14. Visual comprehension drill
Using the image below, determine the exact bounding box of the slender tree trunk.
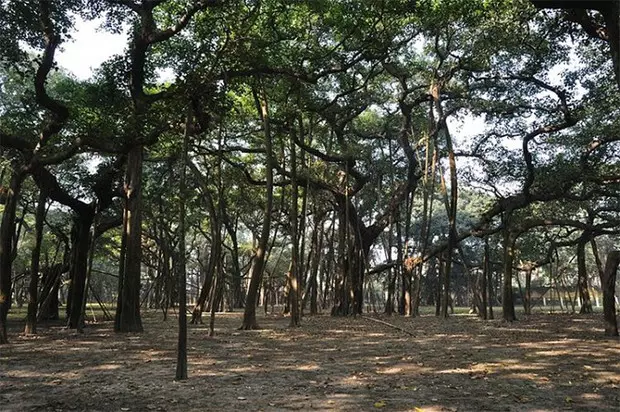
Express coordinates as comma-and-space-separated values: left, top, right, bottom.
117, 145, 144, 332
353, 234, 369, 315
333, 209, 348, 316
78, 212, 97, 332
0, 170, 23, 344
439, 170, 453, 319
187, 165, 221, 324
384, 220, 396, 315
502, 226, 517, 322
577, 238, 593, 314
486, 240, 494, 319
288, 131, 300, 326
241, 89, 274, 330
175, 112, 191, 380
223, 211, 243, 308
309, 214, 322, 315
432, 81, 458, 319
25, 189, 48, 335
524, 269, 532, 315
479, 239, 488, 320
398, 220, 410, 315
435, 255, 443, 316
601, 250, 619, 337
114, 205, 128, 331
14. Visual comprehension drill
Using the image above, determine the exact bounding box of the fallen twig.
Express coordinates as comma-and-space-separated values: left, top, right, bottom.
360, 315, 416, 336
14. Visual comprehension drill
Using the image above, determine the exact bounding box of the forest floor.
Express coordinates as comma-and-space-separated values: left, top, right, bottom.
1, 308, 619, 412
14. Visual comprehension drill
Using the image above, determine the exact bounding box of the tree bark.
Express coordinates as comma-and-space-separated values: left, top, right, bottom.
188, 165, 220, 324
524, 269, 533, 315
175, 110, 191, 380
240, 89, 274, 330
38, 262, 64, 321
67, 212, 94, 329
486, 240, 495, 319
601, 250, 619, 337
309, 217, 323, 315
25, 189, 48, 335
502, 226, 517, 322
479, 238, 489, 320
117, 145, 144, 332
0, 170, 24, 344
577, 238, 593, 314
288, 131, 300, 327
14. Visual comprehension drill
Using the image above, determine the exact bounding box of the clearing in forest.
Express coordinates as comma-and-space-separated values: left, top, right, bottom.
1, 310, 619, 411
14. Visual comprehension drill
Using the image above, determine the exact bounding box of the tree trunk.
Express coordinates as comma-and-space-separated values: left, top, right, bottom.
486, 240, 494, 319
524, 269, 533, 315
309, 214, 322, 315
0, 170, 23, 344
332, 209, 349, 316
223, 209, 243, 308
577, 239, 593, 314
601, 250, 619, 337
117, 145, 144, 332
38, 262, 64, 321
114, 205, 128, 331
435, 255, 443, 316
288, 132, 300, 327
189, 184, 220, 324
25, 189, 48, 335
502, 227, 517, 322
175, 111, 191, 380
240, 90, 274, 330
432, 81, 458, 319
67, 212, 94, 329
479, 239, 488, 320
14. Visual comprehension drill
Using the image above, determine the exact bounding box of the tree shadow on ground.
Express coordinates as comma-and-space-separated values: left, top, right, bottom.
1, 310, 618, 411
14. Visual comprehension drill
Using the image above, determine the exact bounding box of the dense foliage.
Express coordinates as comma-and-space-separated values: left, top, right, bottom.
1, 0, 619, 355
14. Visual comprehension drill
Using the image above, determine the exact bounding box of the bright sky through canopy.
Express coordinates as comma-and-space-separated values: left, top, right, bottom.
57, 17, 127, 80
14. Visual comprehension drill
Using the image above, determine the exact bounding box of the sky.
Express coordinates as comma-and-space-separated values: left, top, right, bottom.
57, 17, 127, 80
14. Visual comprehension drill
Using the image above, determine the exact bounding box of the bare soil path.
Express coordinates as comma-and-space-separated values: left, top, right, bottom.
1, 311, 618, 411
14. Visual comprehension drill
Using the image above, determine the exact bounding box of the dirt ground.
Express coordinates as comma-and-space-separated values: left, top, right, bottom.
1, 309, 619, 412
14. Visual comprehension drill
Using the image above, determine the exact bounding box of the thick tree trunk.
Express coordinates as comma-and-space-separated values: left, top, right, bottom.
601, 250, 619, 337
38, 263, 64, 321
117, 145, 144, 332
0, 170, 23, 344
67, 212, 94, 329
25, 189, 48, 335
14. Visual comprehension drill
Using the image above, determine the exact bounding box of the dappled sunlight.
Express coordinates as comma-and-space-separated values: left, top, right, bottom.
296, 363, 321, 371
2, 310, 619, 411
